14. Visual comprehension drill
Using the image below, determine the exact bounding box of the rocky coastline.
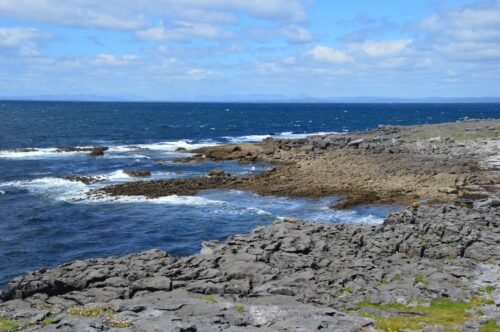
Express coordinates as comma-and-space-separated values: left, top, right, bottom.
1, 119, 499, 331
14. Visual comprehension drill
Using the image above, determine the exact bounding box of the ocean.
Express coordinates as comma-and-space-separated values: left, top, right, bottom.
0, 101, 499, 288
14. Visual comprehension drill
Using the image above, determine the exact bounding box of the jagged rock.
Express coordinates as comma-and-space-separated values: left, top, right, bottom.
124, 170, 152, 178
208, 169, 230, 177
89, 147, 109, 156
347, 139, 364, 148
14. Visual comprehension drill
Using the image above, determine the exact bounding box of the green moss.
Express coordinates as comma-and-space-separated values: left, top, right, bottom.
414, 275, 429, 286
199, 295, 218, 304
392, 275, 403, 282
341, 286, 353, 294
379, 277, 389, 285
105, 317, 133, 328
0, 317, 20, 331
42, 316, 57, 325
479, 320, 500, 332
357, 297, 494, 332
68, 306, 115, 318
234, 304, 246, 313
480, 285, 496, 294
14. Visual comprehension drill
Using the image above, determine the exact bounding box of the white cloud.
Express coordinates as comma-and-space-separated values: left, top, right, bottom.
309, 45, 353, 64
0, 27, 47, 48
282, 25, 313, 43
350, 39, 413, 57
186, 68, 224, 80
419, 0, 500, 61
0, 0, 306, 31
91, 54, 139, 66
136, 21, 231, 41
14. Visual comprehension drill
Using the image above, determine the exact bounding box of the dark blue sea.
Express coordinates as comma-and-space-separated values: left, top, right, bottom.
1, 101, 499, 288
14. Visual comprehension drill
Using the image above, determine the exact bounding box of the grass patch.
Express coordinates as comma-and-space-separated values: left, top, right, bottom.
199, 295, 218, 304
341, 286, 353, 294
68, 306, 131, 329
105, 317, 133, 328
234, 304, 246, 313
42, 316, 57, 325
358, 297, 494, 332
392, 275, 403, 282
414, 275, 429, 286
480, 285, 496, 294
379, 277, 389, 285
0, 317, 30, 331
479, 320, 500, 332
68, 306, 115, 318
0, 317, 20, 331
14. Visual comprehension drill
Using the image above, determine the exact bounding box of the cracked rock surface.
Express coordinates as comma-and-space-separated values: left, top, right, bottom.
1, 204, 499, 331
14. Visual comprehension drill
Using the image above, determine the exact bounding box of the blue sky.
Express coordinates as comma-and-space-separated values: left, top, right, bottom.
0, 0, 499, 100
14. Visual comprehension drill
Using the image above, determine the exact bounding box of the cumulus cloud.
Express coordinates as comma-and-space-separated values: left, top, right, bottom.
185, 68, 224, 80
91, 54, 139, 66
136, 21, 232, 41
282, 25, 313, 43
420, 0, 500, 60
350, 39, 413, 57
0, 27, 48, 48
0, 0, 306, 30
309, 45, 353, 64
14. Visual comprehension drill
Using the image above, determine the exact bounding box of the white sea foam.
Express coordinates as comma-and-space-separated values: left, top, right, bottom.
85, 194, 225, 207
0, 190, 5, 195
0, 131, 343, 159
0, 177, 90, 201
109, 139, 218, 153
0, 139, 218, 159
223, 131, 340, 144
0, 148, 86, 159
102, 169, 178, 182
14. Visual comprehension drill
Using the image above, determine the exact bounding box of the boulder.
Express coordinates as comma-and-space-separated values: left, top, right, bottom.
89, 147, 109, 156
124, 170, 152, 178
208, 169, 230, 177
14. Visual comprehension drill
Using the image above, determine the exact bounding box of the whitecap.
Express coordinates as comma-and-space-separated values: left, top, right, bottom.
85, 194, 225, 207
0, 190, 5, 195
0, 177, 90, 201
222, 131, 341, 144
0, 148, 88, 159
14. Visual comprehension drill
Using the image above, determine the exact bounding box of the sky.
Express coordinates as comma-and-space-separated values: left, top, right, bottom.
0, 0, 499, 100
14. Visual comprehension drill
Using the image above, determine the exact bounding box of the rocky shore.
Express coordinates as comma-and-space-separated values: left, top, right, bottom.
95, 119, 499, 209
0, 204, 499, 331
1, 119, 499, 331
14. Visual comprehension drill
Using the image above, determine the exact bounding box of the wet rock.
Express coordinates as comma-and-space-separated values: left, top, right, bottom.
347, 139, 364, 148
89, 147, 109, 156
14, 148, 38, 152
56, 147, 94, 153
1, 205, 499, 330
64, 176, 104, 185
124, 170, 152, 178
207, 169, 230, 177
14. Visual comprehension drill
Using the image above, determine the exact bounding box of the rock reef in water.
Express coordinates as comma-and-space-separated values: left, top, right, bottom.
1, 120, 499, 331
0, 204, 499, 331
100, 120, 499, 210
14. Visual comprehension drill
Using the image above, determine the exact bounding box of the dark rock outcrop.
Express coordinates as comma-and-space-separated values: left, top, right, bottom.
1, 205, 499, 331
124, 170, 152, 178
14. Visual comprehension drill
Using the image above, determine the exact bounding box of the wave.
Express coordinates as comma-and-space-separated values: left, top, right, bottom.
0, 177, 90, 201
0, 131, 342, 159
109, 139, 218, 153
103, 169, 178, 182
0, 190, 5, 195
84, 193, 226, 207
0, 148, 88, 159
222, 131, 340, 144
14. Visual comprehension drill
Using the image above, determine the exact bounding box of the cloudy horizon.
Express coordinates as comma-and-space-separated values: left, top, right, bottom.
1, 0, 500, 101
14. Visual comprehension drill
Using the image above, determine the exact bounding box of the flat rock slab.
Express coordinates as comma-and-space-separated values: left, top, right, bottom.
1, 204, 499, 331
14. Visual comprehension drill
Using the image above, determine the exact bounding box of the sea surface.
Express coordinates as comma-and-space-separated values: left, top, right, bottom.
1, 101, 499, 288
